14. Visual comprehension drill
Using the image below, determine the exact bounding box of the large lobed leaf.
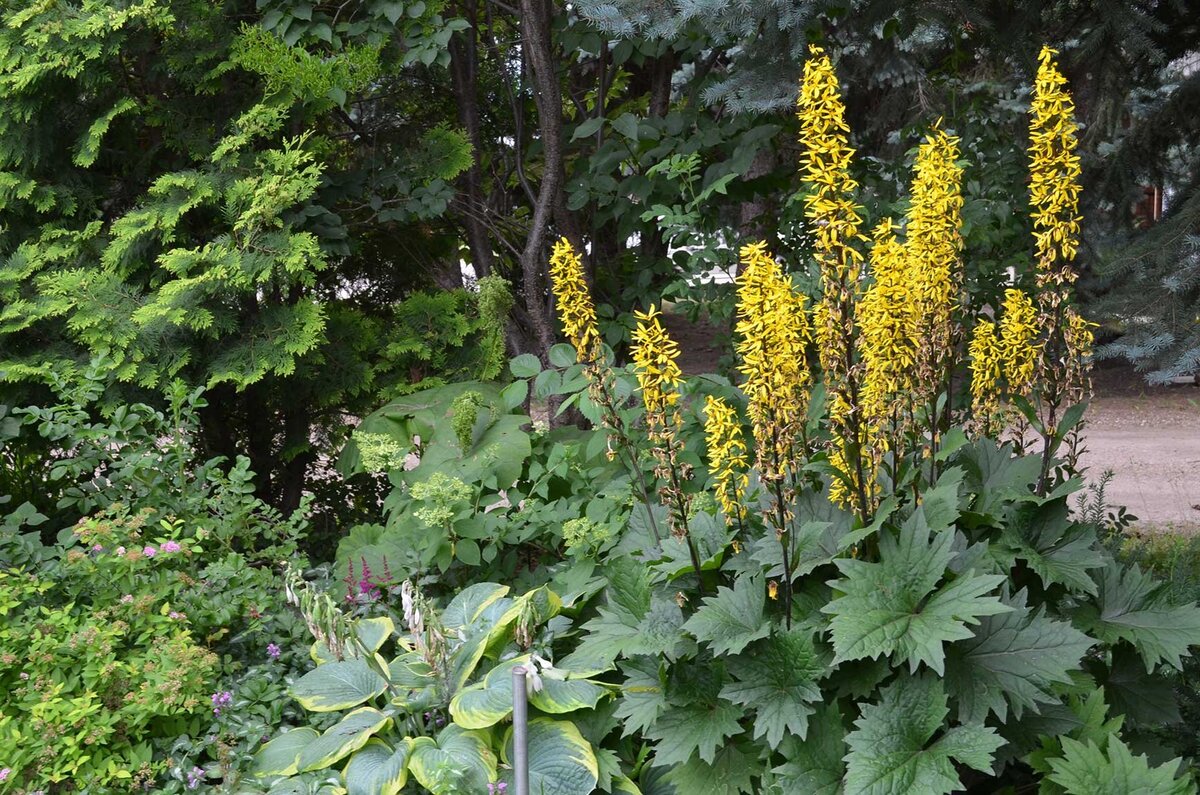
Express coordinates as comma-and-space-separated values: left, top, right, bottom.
844, 674, 1003, 795
1045, 735, 1196, 795
823, 478, 1010, 674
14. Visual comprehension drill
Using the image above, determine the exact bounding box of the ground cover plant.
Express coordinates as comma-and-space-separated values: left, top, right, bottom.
231, 46, 1200, 795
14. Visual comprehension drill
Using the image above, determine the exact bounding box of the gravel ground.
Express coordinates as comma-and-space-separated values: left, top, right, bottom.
1082, 364, 1200, 531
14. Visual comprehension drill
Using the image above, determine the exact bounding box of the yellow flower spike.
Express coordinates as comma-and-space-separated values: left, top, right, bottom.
734, 242, 811, 483
1029, 46, 1083, 277
1064, 306, 1096, 402
858, 219, 916, 447
704, 395, 750, 524
999, 288, 1040, 398
631, 305, 683, 436
906, 125, 965, 398
968, 317, 1003, 435
799, 45, 872, 515
548, 237, 601, 362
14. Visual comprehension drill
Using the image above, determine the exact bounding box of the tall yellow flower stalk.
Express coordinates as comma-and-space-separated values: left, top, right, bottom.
968, 318, 1003, 436
1028, 46, 1092, 485
632, 306, 703, 583
857, 219, 915, 490
798, 44, 868, 517
548, 238, 601, 363
734, 242, 812, 482
999, 288, 1040, 399
548, 237, 665, 545
704, 396, 749, 525
734, 241, 811, 625
906, 124, 965, 459
1030, 47, 1083, 281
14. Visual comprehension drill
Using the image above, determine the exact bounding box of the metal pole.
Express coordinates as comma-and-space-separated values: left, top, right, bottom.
512, 665, 530, 795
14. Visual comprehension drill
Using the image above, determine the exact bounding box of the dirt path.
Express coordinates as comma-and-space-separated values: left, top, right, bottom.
1082, 365, 1200, 531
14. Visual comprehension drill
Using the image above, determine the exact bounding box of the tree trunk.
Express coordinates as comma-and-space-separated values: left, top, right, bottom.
449, 0, 496, 281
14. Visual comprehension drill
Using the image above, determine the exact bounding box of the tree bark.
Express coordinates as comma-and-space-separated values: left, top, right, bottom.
449, 0, 496, 281
516, 0, 565, 361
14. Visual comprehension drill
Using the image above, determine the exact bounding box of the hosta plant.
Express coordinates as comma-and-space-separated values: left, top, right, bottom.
251, 572, 628, 795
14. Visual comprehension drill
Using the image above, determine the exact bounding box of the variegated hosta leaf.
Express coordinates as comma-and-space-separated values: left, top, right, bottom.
407, 725, 497, 795
500, 718, 599, 795
450, 656, 610, 729
297, 707, 391, 773
251, 728, 319, 777
343, 737, 414, 795
441, 582, 511, 631
355, 617, 396, 654
291, 659, 389, 712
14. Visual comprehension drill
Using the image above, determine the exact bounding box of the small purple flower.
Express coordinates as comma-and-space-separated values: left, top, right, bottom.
120, 594, 133, 604
169, 611, 183, 620
488, 783, 508, 795
161, 540, 182, 553
211, 690, 233, 716
186, 766, 204, 789
143, 545, 157, 557
91, 544, 103, 553
0, 768, 10, 783
267, 643, 281, 660
115, 546, 126, 555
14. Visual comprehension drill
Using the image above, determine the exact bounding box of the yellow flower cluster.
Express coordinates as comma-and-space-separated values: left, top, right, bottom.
631, 305, 683, 436
999, 288, 1040, 397
704, 395, 749, 523
798, 45, 869, 513
734, 242, 811, 480
1064, 306, 1096, 402
907, 126, 965, 389
858, 220, 916, 439
548, 237, 600, 362
968, 318, 1002, 431
1029, 46, 1082, 277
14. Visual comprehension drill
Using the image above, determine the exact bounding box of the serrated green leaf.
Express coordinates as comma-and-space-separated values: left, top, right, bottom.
1046, 735, 1195, 795
946, 588, 1094, 723
343, 737, 413, 795
290, 659, 389, 712
770, 705, 846, 794
251, 728, 319, 776
646, 701, 744, 766
1001, 501, 1105, 595
297, 707, 389, 772
844, 674, 1003, 795
614, 657, 666, 737
1079, 563, 1200, 672
823, 506, 1010, 674
683, 575, 770, 656
662, 742, 759, 795
719, 630, 823, 748
509, 353, 541, 378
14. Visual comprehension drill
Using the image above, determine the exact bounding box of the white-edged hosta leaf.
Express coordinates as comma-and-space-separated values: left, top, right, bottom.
343, 737, 413, 795
499, 718, 599, 795
355, 617, 395, 654
823, 503, 1010, 675
844, 674, 1003, 795
1046, 734, 1196, 795
682, 575, 770, 656
442, 582, 510, 630
719, 630, 823, 749
297, 707, 390, 772
946, 588, 1094, 723
290, 659, 388, 712
407, 724, 496, 795
251, 728, 319, 776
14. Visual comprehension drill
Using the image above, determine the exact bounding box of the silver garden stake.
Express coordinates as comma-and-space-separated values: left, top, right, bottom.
512, 665, 530, 795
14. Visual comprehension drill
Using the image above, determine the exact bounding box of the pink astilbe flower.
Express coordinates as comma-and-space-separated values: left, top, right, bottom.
143, 546, 157, 557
